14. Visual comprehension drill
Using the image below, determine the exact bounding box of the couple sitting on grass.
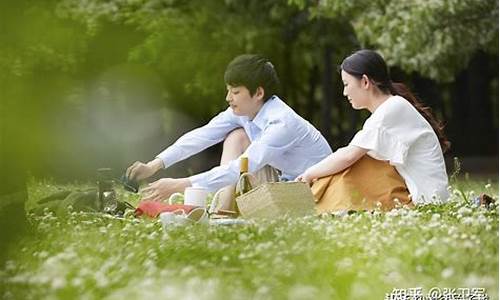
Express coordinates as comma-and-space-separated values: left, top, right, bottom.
126, 50, 450, 214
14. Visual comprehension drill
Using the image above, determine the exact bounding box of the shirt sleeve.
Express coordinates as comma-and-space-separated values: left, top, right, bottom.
189, 119, 298, 191
349, 125, 409, 166
156, 108, 240, 168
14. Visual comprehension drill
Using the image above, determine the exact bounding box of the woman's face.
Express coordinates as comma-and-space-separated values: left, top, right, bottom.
341, 70, 370, 110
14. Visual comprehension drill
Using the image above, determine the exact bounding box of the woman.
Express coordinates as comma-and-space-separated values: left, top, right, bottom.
297, 49, 450, 212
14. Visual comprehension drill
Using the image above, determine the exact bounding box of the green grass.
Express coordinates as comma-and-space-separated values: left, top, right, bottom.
0, 178, 498, 300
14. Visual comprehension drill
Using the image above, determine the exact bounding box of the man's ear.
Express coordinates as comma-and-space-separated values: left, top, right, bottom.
254, 86, 265, 100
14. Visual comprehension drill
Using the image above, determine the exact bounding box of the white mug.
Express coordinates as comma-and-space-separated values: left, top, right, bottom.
168, 187, 209, 207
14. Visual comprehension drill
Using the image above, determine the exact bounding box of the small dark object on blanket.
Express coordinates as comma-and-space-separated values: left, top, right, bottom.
119, 174, 139, 193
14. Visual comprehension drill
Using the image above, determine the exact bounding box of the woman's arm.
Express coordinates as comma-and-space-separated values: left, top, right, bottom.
297, 145, 368, 183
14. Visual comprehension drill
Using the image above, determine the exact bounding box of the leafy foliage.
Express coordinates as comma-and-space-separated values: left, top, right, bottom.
0, 1, 89, 78
291, 0, 499, 82
0, 0, 497, 178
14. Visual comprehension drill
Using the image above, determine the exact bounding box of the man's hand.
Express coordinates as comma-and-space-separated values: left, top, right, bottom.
140, 178, 191, 202
126, 158, 164, 181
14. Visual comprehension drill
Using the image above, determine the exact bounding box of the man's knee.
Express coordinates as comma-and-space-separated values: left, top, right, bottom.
224, 128, 250, 149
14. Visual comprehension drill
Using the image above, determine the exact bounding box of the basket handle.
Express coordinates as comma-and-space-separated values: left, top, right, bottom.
236, 172, 257, 195
208, 189, 223, 214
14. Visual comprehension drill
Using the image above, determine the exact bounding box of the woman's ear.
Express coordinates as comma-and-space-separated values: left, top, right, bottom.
361, 75, 371, 89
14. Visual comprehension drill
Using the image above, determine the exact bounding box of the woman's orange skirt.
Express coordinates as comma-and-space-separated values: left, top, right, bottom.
311, 155, 412, 213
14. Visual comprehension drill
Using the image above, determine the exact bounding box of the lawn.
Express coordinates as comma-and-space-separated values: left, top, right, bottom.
0, 177, 498, 300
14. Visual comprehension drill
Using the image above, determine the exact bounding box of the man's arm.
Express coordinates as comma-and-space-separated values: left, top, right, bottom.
189, 120, 298, 191
156, 109, 241, 169
127, 108, 240, 181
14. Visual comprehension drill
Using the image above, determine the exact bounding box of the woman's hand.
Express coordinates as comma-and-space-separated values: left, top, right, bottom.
296, 146, 369, 184
126, 158, 164, 181
140, 178, 191, 202
295, 169, 316, 185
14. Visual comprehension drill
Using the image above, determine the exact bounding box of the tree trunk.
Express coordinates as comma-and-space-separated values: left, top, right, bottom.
306, 65, 319, 122
321, 45, 334, 144
450, 51, 498, 156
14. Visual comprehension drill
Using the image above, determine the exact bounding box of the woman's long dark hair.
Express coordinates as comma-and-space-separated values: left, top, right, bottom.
341, 49, 450, 153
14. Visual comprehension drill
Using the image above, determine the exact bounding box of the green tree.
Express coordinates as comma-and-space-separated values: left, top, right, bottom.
290, 0, 498, 82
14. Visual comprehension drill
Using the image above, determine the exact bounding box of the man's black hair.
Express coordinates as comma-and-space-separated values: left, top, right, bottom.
224, 54, 280, 101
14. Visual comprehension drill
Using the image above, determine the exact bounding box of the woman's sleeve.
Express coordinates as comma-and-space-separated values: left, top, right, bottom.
349, 125, 409, 166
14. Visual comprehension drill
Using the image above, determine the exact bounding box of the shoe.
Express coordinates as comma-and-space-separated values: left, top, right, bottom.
186, 207, 208, 224
159, 207, 208, 230
473, 193, 495, 208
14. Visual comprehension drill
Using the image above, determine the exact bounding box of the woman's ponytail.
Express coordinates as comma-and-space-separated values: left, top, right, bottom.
388, 81, 451, 153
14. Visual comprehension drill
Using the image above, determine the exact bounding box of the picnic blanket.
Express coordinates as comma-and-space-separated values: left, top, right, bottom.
134, 201, 198, 218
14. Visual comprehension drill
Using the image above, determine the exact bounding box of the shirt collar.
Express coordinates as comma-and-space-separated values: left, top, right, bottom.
251, 95, 277, 130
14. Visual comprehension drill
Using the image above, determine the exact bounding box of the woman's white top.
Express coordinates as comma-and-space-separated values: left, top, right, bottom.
349, 95, 449, 204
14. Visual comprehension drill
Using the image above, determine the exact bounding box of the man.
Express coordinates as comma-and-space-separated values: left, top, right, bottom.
126, 54, 332, 206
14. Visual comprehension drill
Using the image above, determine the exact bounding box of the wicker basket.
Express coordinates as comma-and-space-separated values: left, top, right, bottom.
235, 181, 315, 219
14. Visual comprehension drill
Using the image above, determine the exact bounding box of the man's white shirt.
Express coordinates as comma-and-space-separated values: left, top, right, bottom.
156, 96, 332, 191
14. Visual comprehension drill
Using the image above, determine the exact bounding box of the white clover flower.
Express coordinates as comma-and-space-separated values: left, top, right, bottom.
383, 271, 403, 284
441, 267, 454, 279
288, 284, 319, 300
427, 237, 437, 246
180, 266, 196, 276
71, 277, 83, 288
463, 274, 482, 287
461, 217, 473, 226
143, 259, 156, 270
387, 208, 405, 217
238, 233, 248, 241
462, 240, 474, 249
147, 231, 158, 240
431, 213, 441, 221
50, 277, 67, 290
457, 206, 472, 217
427, 221, 440, 229
255, 285, 271, 297
335, 257, 353, 269
476, 214, 488, 225
95, 273, 110, 288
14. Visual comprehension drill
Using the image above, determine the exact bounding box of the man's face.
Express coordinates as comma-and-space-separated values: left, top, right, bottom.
225, 85, 264, 117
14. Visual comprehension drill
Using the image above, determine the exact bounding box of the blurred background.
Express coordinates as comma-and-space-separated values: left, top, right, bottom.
0, 0, 497, 259
0, 0, 498, 187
